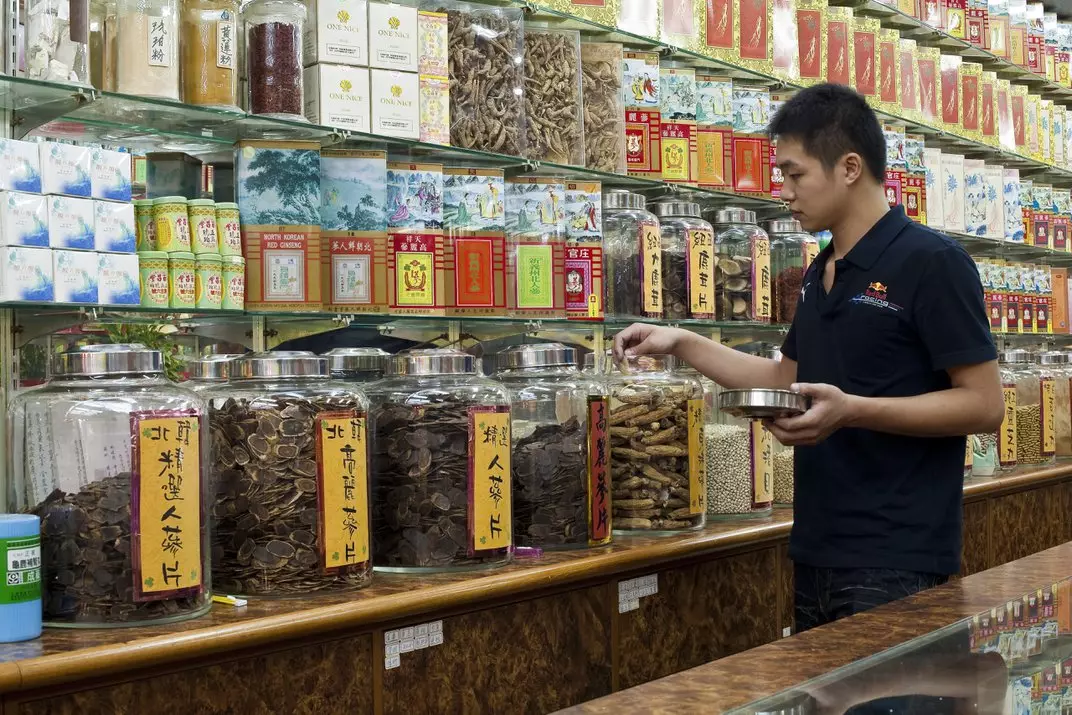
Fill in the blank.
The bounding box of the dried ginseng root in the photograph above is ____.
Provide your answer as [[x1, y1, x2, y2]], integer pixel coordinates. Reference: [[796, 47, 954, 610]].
[[581, 42, 625, 173], [524, 28, 585, 166]]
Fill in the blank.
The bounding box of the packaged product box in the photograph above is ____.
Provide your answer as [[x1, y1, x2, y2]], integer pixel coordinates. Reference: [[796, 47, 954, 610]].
[[53, 249, 98, 304], [236, 140, 323, 312], [998, 79, 1015, 151], [303, 0, 369, 67], [93, 201, 136, 253], [0, 246, 52, 301], [983, 164, 1005, 240], [368, 1, 418, 72], [960, 62, 982, 140], [543, 0, 621, 28], [0, 192, 47, 248], [1040, 99, 1053, 164], [0, 139, 41, 194], [770, 91, 792, 199], [939, 54, 961, 131], [1045, 12, 1058, 80], [505, 176, 567, 319], [419, 75, 450, 146], [581, 42, 626, 175], [826, 7, 854, 87], [442, 167, 506, 317], [90, 148, 132, 202], [917, 46, 940, 127], [696, 75, 735, 189], [896, 0, 915, 15], [1011, 83, 1027, 151], [1054, 108, 1066, 167], [624, 51, 662, 179], [1008, 0, 1028, 66], [40, 142, 91, 198], [1033, 183, 1054, 249], [967, 0, 989, 47], [319, 149, 388, 315], [1057, 269, 1072, 334], [899, 39, 919, 120], [1026, 2, 1045, 74], [940, 152, 965, 233], [1025, 94, 1040, 159], [795, 0, 825, 86], [731, 84, 772, 197], [737, 0, 774, 74], [386, 161, 445, 315], [987, 259, 1006, 333], [989, 0, 1010, 57], [981, 71, 997, 146], [369, 68, 419, 140], [1066, 112, 1072, 169], [923, 146, 944, 230], [903, 134, 927, 224], [921, 0, 941, 28], [944, 0, 967, 38], [964, 159, 987, 236], [660, 68, 698, 185], [1058, 24, 1072, 88], [618, 0, 658, 39], [1019, 178, 1034, 246], [304, 63, 371, 133], [699, 0, 737, 62], [1052, 189, 1070, 251], [97, 252, 140, 306], [852, 16, 879, 100], [660, 0, 700, 50], [1004, 262, 1023, 333], [878, 29, 899, 113], [563, 181, 603, 321], [47, 196, 94, 251], [772, 0, 799, 82], [417, 10, 448, 77], [883, 123, 906, 209]]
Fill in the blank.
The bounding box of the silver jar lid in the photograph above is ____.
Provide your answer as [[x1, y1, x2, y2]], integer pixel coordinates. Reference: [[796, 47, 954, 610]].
[[234, 351, 327, 379], [765, 347, 783, 361], [497, 342, 577, 370], [650, 200, 701, 218], [188, 353, 243, 380], [1038, 350, 1068, 365], [324, 347, 390, 374], [712, 207, 757, 224], [999, 349, 1032, 365], [768, 218, 804, 234], [388, 348, 479, 376], [603, 189, 645, 210], [53, 344, 163, 377]]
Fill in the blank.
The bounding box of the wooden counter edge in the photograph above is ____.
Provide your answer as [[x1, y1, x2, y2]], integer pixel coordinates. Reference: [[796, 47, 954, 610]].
[[963, 462, 1072, 499]]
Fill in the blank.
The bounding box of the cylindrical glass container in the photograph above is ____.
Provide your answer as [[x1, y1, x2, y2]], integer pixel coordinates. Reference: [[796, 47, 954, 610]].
[[115, 0, 179, 99], [26, 0, 91, 83], [1041, 351, 1072, 458], [1004, 349, 1052, 466], [205, 351, 371, 597], [607, 354, 706, 533], [89, 0, 111, 88], [603, 190, 663, 321], [244, 0, 305, 119], [1030, 351, 1061, 465], [9, 344, 212, 627], [495, 343, 610, 550], [181, 0, 240, 109], [651, 200, 715, 321], [973, 356, 1018, 475], [768, 218, 818, 324], [324, 347, 389, 383], [709, 207, 772, 323], [185, 353, 242, 391], [707, 381, 775, 519], [368, 349, 513, 571]]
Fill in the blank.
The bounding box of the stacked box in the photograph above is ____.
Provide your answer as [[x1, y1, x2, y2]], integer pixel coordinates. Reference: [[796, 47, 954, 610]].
[[1011, 84, 1028, 152], [795, 0, 826, 86], [772, 0, 799, 82], [443, 167, 507, 317], [1009, 0, 1029, 67], [967, 0, 989, 47], [825, 7, 854, 87], [505, 177, 567, 319], [998, 79, 1015, 151], [899, 39, 919, 122], [1058, 23, 1072, 88], [923, 146, 944, 230], [1045, 12, 1058, 81], [660, 0, 700, 49], [983, 164, 1005, 240], [1041, 99, 1053, 164], [770, 91, 793, 200], [852, 16, 879, 101], [731, 84, 772, 197], [989, 0, 1010, 57], [624, 52, 662, 179], [661, 68, 698, 185], [563, 181, 603, 321], [696, 75, 735, 190], [939, 54, 962, 132], [883, 124, 907, 209], [1053, 189, 1070, 252], [941, 152, 965, 234], [386, 162, 445, 315], [878, 29, 900, 114], [917, 46, 941, 127], [960, 62, 982, 141], [1003, 168, 1024, 243], [904, 134, 927, 224], [1020, 179, 1035, 247], [1027, 2, 1045, 74], [981, 71, 998, 147], [699, 0, 738, 62], [964, 159, 987, 236], [1032, 183, 1053, 250], [738, 0, 775, 75]]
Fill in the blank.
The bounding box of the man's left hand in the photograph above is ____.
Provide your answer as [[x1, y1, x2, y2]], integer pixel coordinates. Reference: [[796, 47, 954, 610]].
[[765, 383, 857, 446]]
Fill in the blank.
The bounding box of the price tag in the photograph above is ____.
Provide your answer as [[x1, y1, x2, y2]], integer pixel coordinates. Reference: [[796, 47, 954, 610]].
[[316, 413, 370, 570], [587, 396, 611, 545], [999, 384, 1017, 467], [751, 422, 773, 508], [686, 228, 715, 318], [640, 221, 663, 315], [1041, 378, 1056, 455], [687, 399, 706, 514], [753, 236, 772, 321], [469, 407, 512, 554]]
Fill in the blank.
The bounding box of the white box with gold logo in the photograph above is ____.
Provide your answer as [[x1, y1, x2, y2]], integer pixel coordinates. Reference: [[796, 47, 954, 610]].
[[370, 68, 419, 139], [305, 63, 371, 132], [304, 0, 369, 66], [368, 1, 418, 72]]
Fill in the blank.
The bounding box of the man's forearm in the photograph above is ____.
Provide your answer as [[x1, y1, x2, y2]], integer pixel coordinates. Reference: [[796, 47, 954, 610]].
[[674, 331, 793, 389], [846, 388, 1000, 437]]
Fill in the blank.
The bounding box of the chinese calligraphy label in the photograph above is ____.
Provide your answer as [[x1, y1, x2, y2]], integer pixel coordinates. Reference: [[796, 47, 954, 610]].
[[217, 15, 236, 69], [131, 411, 202, 602], [469, 407, 512, 555], [1041, 378, 1056, 456], [803, 240, 819, 269], [516, 244, 554, 309], [999, 384, 1017, 467], [686, 228, 716, 319], [752, 235, 772, 321], [587, 396, 611, 545], [750, 422, 774, 508], [687, 399, 706, 515], [641, 221, 664, 316], [316, 413, 370, 571], [0, 535, 40, 605], [393, 234, 437, 307]]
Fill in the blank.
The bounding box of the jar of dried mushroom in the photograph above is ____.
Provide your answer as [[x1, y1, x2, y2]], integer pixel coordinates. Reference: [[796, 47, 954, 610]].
[[495, 343, 610, 549], [367, 349, 513, 571], [115, 0, 179, 99], [768, 218, 818, 325], [603, 190, 663, 320], [9, 344, 211, 627], [651, 200, 716, 321], [523, 28, 585, 166], [607, 354, 705, 534], [708, 207, 772, 323], [1039, 351, 1072, 458], [244, 0, 305, 119], [185, 353, 243, 391], [1003, 349, 1051, 466], [181, 0, 239, 109], [324, 347, 390, 383], [707, 382, 774, 519], [204, 351, 371, 597]]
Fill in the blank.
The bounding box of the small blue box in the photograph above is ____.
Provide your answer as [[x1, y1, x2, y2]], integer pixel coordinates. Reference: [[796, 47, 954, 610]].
[[53, 249, 98, 303], [94, 200, 135, 253], [48, 196, 95, 250], [98, 252, 140, 305], [91, 148, 132, 202], [40, 142, 91, 198], [0, 192, 48, 247]]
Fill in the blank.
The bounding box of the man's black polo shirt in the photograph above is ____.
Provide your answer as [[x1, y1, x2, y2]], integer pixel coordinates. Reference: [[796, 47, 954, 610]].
[[780, 206, 997, 576]]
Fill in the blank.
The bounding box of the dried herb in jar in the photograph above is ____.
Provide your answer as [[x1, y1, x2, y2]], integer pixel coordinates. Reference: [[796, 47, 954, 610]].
[[513, 418, 587, 548], [247, 20, 303, 116]]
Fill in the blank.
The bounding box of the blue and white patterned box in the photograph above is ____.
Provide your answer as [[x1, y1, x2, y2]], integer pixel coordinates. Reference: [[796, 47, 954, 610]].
[[93, 200, 136, 253], [0, 191, 48, 247], [964, 159, 987, 236], [98, 252, 140, 305], [40, 142, 91, 197], [940, 153, 965, 234], [48, 196, 95, 250], [52, 249, 98, 303], [0, 246, 52, 301], [90, 149, 132, 202]]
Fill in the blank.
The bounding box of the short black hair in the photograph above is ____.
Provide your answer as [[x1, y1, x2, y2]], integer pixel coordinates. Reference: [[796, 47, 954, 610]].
[[768, 83, 886, 182]]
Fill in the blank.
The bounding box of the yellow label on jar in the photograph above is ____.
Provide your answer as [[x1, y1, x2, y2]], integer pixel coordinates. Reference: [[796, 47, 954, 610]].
[[964, 438, 973, 469], [133, 412, 202, 600], [315, 413, 370, 570], [470, 408, 512, 552], [686, 228, 715, 317], [753, 236, 772, 321], [687, 398, 706, 514], [1041, 378, 1056, 455], [641, 221, 663, 315], [803, 241, 820, 269], [999, 384, 1017, 466], [751, 422, 773, 508]]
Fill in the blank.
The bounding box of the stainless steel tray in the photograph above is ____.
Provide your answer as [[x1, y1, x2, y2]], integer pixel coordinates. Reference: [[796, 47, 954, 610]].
[[717, 388, 810, 419]]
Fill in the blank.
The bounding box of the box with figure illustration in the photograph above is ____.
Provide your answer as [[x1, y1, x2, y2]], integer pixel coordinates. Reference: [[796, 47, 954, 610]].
[[386, 161, 445, 315], [564, 181, 603, 321], [505, 177, 567, 319], [442, 167, 507, 317], [624, 52, 662, 179]]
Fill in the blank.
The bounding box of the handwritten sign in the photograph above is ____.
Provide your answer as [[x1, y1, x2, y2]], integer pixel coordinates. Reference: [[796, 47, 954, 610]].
[[641, 221, 663, 316], [587, 396, 611, 545], [131, 411, 202, 601], [469, 407, 512, 554], [687, 398, 706, 514], [803, 241, 819, 270], [1041, 378, 1056, 456], [686, 228, 715, 318], [316, 413, 370, 570], [753, 236, 772, 321], [999, 384, 1017, 467], [751, 422, 773, 508]]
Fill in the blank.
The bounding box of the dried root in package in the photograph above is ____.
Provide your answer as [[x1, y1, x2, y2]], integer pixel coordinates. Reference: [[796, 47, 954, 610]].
[[524, 28, 585, 166], [581, 42, 625, 173]]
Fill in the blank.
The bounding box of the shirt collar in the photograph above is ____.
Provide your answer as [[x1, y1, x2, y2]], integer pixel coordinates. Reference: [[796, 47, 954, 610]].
[[839, 206, 911, 270]]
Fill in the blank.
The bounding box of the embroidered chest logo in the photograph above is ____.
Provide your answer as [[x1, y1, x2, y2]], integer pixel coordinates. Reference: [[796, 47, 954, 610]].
[[850, 281, 903, 312]]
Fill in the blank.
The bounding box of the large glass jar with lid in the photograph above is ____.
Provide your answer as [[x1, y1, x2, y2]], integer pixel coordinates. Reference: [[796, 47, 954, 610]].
[[1030, 351, 1062, 464], [1001, 349, 1052, 466], [650, 200, 715, 321], [9, 344, 211, 627], [707, 207, 772, 323], [607, 354, 706, 533], [115, 0, 180, 99], [495, 343, 611, 549], [244, 0, 306, 119], [972, 353, 1018, 475], [185, 353, 243, 391], [367, 349, 513, 571], [603, 189, 663, 320], [707, 380, 774, 520], [768, 218, 819, 324], [181, 0, 240, 109], [203, 351, 371, 597], [1038, 351, 1072, 458], [324, 347, 389, 383]]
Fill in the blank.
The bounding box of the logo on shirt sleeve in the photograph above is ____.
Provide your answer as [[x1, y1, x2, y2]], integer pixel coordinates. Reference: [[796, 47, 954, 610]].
[[850, 281, 903, 312]]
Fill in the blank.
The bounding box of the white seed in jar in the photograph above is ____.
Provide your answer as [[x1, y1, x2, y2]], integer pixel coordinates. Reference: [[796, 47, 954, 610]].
[[773, 448, 794, 504], [705, 424, 753, 515]]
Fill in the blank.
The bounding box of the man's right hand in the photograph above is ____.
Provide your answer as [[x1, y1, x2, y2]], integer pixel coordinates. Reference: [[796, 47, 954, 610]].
[[612, 324, 688, 362]]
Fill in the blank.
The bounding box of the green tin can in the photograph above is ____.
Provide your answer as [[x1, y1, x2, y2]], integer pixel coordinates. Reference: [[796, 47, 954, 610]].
[[152, 196, 191, 253], [216, 202, 242, 257], [196, 253, 223, 309], [169, 251, 196, 309], [189, 199, 219, 254], [138, 251, 170, 309], [134, 199, 156, 251], [222, 255, 245, 310]]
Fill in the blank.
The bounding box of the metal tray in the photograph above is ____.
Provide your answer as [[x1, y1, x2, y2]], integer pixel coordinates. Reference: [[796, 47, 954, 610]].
[[717, 388, 810, 419]]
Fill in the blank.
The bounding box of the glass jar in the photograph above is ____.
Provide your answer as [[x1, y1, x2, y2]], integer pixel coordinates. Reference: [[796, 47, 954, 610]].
[[1031, 351, 1062, 464], [1040, 351, 1072, 458], [185, 353, 242, 391], [1003, 349, 1052, 466], [973, 355, 1018, 475], [244, 0, 305, 119], [607, 354, 706, 533], [204, 351, 371, 597], [764, 347, 794, 505], [367, 349, 513, 571], [495, 343, 610, 549], [650, 200, 715, 320], [9, 344, 211, 627], [707, 381, 774, 519], [603, 189, 663, 320], [768, 218, 818, 325], [324, 347, 389, 383], [89, 0, 114, 88], [116, 0, 179, 99], [181, 0, 240, 109], [708, 207, 772, 323], [25, 0, 90, 84]]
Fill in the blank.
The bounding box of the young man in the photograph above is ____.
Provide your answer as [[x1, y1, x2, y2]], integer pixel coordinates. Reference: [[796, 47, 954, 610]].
[[613, 83, 1004, 632]]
